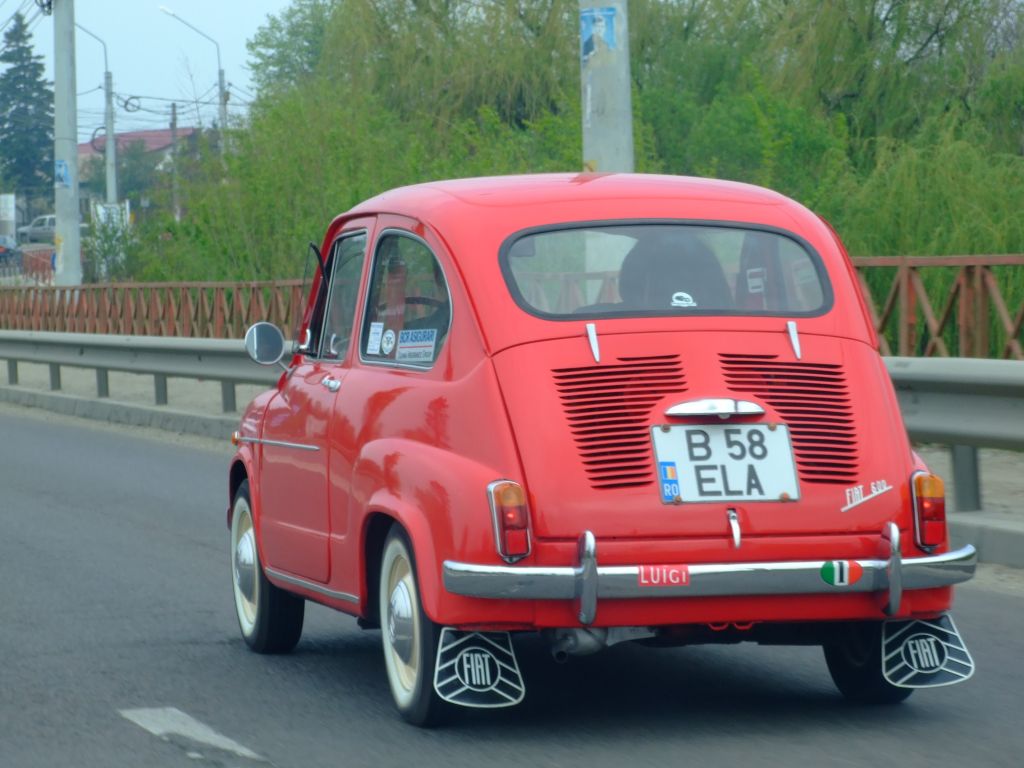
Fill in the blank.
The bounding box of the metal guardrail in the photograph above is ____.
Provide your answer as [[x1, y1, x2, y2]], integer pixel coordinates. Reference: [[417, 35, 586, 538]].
[[0, 330, 1020, 510], [884, 357, 1024, 511], [0, 330, 277, 414]]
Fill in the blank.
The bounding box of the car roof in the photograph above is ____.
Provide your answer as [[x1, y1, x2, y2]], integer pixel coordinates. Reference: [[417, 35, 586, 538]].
[[349, 173, 792, 221]]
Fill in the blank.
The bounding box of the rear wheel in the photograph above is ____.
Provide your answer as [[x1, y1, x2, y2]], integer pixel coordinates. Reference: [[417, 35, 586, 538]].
[[230, 480, 304, 653], [824, 622, 913, 704], [379, 526, 447, 726]]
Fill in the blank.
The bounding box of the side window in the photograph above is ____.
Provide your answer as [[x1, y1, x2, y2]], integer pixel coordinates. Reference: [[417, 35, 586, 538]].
[[317, 232, 367, 360], [360, 233, 451, 367]]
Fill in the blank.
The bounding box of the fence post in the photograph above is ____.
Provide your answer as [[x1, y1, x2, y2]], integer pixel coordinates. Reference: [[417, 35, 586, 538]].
[[154, 374, 168, 405], [6, 359, 17, 385], [898, 263, 915, 355], [221, 381, 236, 413], [96, 368, 109, 398], [951, 444, 981, 512], [49, 363, 61, 390]]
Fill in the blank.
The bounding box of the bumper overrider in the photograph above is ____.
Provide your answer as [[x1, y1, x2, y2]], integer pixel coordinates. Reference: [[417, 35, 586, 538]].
[[443, 523, 977, 624]]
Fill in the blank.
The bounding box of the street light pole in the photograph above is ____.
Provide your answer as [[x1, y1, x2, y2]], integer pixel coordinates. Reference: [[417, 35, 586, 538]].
[[76, 23, 117, 204], [159, 6, 227, 155]]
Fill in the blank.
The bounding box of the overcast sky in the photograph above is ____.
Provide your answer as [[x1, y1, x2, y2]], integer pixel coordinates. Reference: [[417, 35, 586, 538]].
[[4, 0, 294, 142]]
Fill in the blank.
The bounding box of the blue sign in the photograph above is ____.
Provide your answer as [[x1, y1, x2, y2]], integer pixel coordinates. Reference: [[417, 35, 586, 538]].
[[54, 159, 70, 188]]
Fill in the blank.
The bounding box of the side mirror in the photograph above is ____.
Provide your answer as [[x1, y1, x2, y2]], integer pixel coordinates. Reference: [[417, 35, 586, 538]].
[[244, 322, 287, 367]]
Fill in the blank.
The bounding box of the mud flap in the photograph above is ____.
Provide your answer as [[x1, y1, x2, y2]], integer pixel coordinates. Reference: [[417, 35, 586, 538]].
[[882, 614, 975, 688], [433, 628, 525, 708]]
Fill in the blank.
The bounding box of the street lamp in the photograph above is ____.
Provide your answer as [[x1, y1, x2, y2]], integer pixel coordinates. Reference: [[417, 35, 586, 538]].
[[75, 23, 118, 204], [159, 6, 227, 154]]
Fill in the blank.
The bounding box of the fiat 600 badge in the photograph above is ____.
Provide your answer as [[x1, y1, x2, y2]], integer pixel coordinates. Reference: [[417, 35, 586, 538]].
[[228, 174, 976, 725]]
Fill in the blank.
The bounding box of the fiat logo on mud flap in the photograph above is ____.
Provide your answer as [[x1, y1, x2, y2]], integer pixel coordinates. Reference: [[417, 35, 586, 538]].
[[455, 648, 499, 692], [901, 633, 947, 673]]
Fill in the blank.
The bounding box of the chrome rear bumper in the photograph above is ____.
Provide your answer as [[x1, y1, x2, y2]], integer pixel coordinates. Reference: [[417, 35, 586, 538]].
[[442, 524, 977, 625]]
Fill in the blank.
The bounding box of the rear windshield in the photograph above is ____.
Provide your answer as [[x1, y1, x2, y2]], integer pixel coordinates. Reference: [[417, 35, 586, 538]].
[[501, 223, 831, 318]]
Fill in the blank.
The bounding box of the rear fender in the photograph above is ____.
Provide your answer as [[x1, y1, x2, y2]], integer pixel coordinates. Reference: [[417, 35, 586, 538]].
[[353, 438, 530, 625]]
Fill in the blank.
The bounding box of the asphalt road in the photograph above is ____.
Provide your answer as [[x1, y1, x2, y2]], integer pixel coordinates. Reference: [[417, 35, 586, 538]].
[[2, 404, 1022, 768]]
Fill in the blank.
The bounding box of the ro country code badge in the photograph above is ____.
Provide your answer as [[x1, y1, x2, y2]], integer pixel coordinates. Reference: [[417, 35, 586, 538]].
[[658, 461, 681, 503]]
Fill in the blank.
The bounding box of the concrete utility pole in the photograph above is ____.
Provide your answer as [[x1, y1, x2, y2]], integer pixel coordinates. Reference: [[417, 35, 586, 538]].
[[76, 23, 117, 204], [579, 1, 634, 173], [160, 6, 227, 156], [54, 0, 82, 285]]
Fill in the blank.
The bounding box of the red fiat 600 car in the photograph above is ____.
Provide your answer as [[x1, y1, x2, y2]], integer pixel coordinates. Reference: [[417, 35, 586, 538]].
[[229, 174, 976, 725]]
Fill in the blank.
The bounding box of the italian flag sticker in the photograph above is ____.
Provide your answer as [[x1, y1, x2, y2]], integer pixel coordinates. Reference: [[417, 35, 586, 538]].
[[820, 560, 864, 586]]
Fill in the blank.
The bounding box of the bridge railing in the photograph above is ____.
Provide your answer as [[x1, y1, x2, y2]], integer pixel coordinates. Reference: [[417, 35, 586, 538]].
[[1, 256, 1021, 359]]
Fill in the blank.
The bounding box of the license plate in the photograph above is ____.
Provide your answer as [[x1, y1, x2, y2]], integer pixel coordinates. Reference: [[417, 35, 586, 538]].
[[651, 423, 800, 503]]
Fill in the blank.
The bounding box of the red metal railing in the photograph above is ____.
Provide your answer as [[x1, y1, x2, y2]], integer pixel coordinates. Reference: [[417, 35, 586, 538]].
[[1, 256, 1021, 359], [0, 280, 308, 339], [850, 256, 1024, 359]]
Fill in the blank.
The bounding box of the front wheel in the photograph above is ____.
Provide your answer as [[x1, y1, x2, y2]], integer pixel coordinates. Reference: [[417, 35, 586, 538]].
[[824, 622, 913, 704], [230, 480, 304, 653], [379, 526, 447, 726]]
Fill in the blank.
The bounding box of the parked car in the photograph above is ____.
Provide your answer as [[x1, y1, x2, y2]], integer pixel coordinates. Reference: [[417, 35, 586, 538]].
[[0, 234, 22, 268], [17, 214, 55, 243], [15, 214, 87, 243], [229, 174, 977, 726]]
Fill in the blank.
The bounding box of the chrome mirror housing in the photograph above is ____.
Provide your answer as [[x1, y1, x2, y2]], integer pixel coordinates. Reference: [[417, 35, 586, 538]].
[[244, 322, 287, 367]]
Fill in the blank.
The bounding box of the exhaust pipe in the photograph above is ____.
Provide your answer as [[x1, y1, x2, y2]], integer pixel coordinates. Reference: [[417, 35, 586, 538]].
[[546, 628, 609, 661]]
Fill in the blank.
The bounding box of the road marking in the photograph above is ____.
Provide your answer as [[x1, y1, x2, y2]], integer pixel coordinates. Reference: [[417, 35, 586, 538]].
[[119, 707, 263, 761]]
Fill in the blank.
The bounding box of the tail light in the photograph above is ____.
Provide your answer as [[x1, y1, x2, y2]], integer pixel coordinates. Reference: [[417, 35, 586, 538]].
[[912, 472, 946, 550], [488, 480, 531, 563]]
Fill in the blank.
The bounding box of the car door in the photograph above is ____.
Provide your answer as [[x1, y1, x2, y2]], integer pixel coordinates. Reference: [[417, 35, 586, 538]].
[[257, 227, 370, 583]]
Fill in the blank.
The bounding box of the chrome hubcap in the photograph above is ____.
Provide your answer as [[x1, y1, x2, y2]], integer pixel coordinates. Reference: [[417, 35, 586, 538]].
[[382, 543, 421, 698], [234, 527, 257, 606], [387, 580, 415, 665], [231, 498, 258, 633]]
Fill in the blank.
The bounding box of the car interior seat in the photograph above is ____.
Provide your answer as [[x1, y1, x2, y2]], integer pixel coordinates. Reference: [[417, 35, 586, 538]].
[[617, 234, 733, 310]]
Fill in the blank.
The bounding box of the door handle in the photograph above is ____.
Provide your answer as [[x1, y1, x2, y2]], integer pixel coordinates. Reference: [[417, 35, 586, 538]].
[[322, 377, 341, 392]]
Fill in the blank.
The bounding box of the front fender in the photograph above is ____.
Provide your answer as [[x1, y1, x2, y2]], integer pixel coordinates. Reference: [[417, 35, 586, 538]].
[[353, 438, 534, 626], [226, 390, 274, 530]]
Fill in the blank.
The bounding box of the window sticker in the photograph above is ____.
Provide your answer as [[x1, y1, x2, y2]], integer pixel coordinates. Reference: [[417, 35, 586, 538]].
[[380, 329, 397, 356], [366, 322, 384, 355], [671, 291, 696, 308], [746, 267, 767, 294], [793, 260, 818, 286], [395, 328, 437, 363]]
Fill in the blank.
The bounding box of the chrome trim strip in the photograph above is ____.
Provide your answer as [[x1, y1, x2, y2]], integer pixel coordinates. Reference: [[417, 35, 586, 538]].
[[585, 322, 601, 363], [442, 544, 977, 604], [265, 568, 359, 604], [665, 398, 765, 418], [234, 436, 320, 452], [786, 320, 802, 360]]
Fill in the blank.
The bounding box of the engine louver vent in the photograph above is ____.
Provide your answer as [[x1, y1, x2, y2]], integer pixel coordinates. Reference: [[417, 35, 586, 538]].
[[720, 354, 857, 484], [554, 355, 686, 489]]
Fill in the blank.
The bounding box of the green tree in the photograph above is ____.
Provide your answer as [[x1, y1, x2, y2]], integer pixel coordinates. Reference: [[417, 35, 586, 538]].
[[0, 13, 53, 211], [247, 0, 339, 94]]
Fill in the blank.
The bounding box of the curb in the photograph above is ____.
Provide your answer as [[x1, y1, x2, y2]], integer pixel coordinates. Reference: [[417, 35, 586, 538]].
[[0, 385, 237, 440], [949, 516, 1024, 571]]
